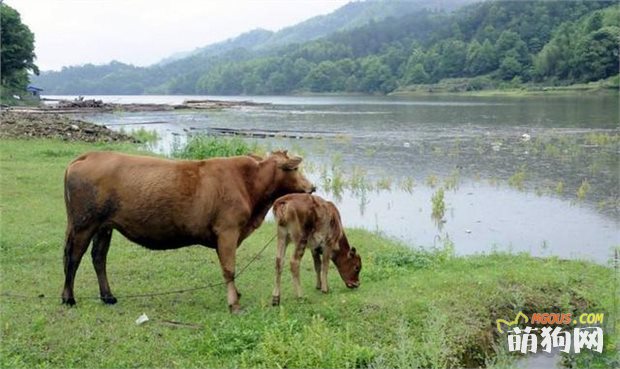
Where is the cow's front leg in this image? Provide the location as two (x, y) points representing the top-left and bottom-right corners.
(216, 229), (241, 313)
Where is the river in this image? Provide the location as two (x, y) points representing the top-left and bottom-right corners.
(48, 94), (619, 264)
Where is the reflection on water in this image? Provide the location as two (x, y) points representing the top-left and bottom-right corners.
(56, 94), (619, 264)
(318, 182), (617, 263)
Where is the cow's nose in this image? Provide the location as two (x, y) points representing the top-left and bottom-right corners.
(310, 185), (317, 193)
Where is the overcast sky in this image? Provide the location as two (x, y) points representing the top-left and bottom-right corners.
(6, 0), (350, 71)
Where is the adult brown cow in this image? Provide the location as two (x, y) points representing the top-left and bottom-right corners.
(62, 150), (315, 312)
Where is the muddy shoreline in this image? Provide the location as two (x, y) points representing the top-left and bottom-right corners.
(5, 98), (270, 114)
(0, 98), (270, 142)
(0, 110), (138, 142)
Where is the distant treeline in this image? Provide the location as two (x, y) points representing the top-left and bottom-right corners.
(35, 1), (619, 95)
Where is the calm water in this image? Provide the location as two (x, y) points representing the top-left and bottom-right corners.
(49, 94), (620, 263)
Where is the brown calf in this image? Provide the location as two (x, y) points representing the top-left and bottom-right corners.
(271, 194), (361, 305)
(62, 150), (314, 312)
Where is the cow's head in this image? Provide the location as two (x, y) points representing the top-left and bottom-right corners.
(336, 247), (361, 289)
(270, 150), (316, 195)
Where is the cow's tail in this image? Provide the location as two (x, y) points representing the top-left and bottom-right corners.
(64, 153), (89, 225)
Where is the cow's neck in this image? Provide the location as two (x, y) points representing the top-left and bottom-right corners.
(246, 161), (280, 230)
(332, 232), (351, 267)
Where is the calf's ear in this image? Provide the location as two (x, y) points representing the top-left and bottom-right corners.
(348, 247), (357, 258)
(279, 156), (303, 170)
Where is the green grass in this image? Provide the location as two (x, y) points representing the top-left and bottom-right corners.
(1, 139), (618, 368)
(172, 135), (261, 159)
(119, 127), (159, 143)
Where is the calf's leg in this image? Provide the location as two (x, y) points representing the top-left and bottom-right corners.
(91, 227), (116, 304)
(290, 242), (306, 298)
(320, 246), (332, 293)
(311, 248), (322, 290)
(272, 227), (289, 306)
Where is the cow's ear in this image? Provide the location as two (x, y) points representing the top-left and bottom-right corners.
(279, 156), (302, 170)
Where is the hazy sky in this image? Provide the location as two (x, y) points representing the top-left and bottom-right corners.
(6, 0), (350, 71)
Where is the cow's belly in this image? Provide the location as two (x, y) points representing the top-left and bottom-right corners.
(110, 217), (217, 250)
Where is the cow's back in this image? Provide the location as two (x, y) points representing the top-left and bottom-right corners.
(64, 152), (227, 248)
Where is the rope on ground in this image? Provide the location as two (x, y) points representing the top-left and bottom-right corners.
(0, 234), (277, 301)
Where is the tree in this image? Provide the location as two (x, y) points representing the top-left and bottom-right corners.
(499, 54), (522, 80)
(572, 26), (620, 82)
(1, 4), (39, 93)
(436, 39), (467, 78)
(405, 63), (429, 84)
(466, 39), (500, 76)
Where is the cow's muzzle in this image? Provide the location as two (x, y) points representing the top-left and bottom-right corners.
(346, 281), (360, 289)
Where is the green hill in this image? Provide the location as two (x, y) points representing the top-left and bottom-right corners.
(33, 0), (619, 95)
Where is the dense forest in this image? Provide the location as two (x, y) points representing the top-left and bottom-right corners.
(1, 3), (39, 101)
(33, 0), (619, 95)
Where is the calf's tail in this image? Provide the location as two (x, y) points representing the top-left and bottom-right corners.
(272, 199), (289, 227)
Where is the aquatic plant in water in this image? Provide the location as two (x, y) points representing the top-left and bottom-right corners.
(576, 179), (591, 201)
(508, 166), (527, 190)
(431, 188), (446, 221)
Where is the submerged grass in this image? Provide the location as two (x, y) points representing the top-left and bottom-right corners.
(0, 139), (617, 369)
(172, 135), (261, 159)
(119, 127), (159, 143)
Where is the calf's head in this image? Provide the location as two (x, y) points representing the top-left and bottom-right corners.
(336, 247), (362, 289)
(270, 151), (315, 194)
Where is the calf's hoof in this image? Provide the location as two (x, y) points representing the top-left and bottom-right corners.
(271, 295), (280, 306)
(229, 304), (243, 314)
(100, 296), (118, 305)
(62, 297), (76, 306)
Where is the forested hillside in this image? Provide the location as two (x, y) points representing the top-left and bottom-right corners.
(33, 0), (619, 95)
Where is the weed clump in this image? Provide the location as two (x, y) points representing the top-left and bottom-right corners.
(172, 135), (259, 159)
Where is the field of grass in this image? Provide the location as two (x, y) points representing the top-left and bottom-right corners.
(392, 75), (620, 97)
(0, 139), (617, 368)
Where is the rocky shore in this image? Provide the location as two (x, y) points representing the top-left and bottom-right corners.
(0, 110), (138, 142)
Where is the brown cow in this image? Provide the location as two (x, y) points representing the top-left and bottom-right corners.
(271, 194), (361, 306)
(62, 150), (315, 312)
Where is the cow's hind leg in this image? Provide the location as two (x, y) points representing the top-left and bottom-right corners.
(62, 225), (96, 305)
(91, 227), (116, 304)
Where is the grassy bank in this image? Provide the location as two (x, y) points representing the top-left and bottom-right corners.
(391, 75), (620, 97)
(0, 139), (617, 368)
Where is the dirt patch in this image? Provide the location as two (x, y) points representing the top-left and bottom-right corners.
(0, 111), (139, 143)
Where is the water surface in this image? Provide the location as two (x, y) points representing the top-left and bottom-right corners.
(49, 94), (619, 263)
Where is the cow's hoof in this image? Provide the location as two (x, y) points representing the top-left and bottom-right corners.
(62, 297), (76, 306)
(271, 296), (280, 306)
(101, 296), (118, 305)
(321, 290), (329, 294)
